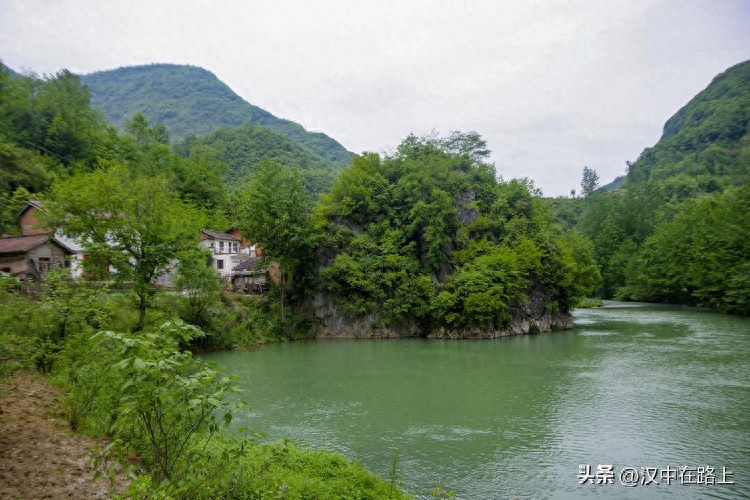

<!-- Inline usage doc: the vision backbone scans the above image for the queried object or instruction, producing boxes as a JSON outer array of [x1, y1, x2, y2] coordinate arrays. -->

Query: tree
[[581, 166, 600, 197], [236, 161, 315, 323], [46, 163, 206, 330], [173, 247, 222, 333]]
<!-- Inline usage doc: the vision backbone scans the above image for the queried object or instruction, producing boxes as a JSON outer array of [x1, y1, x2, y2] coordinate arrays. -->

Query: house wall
[[200, 234, 242, 278], [1, 242, 69, 277], [0, 255, 27, 275], [19, 209, 48, 236], [27, 243, 68, 275]]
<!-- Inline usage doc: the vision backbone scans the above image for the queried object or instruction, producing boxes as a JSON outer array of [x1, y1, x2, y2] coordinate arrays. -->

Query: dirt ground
[[0, 370, 130, 499]]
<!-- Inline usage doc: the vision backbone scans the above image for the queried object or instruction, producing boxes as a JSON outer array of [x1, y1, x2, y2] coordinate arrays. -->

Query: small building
[[230, 256, 269, 293], [17, 200, 86, 277], [0, 234, 75, 279], [199, 229, 246, 279]]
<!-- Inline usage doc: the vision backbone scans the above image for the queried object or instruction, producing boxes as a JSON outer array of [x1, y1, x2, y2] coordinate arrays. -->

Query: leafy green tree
[[318, 133, 599, 331], [0, 186, 33, 235], [46, 163, 206, 329], [125, 111, 169, 150], [580, 166, 599, 197], [625, 183, 750, 313], [236, 161, 316, 322], [174, 248, 223, 333], [174, 124, 339, 194], [104, 322, 237, 481]]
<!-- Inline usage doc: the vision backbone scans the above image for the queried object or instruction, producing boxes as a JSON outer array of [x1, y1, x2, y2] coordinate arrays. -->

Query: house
[[230, 256, 268, 293], [16, 200, 86, 277], [0, 233, 75, 279], [199, 229, 246, 279], [0, 200, 79, 280], [198, 229, 276, 292]]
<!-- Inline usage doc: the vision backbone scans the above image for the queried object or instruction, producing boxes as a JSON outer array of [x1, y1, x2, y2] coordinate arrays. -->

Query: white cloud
[[1, 0, 749, 195]]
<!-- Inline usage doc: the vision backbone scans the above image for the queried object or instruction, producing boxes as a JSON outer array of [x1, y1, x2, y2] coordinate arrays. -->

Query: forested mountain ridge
[[625, 59, 750, 190], [174, 124, 339, 194], [576, 59, 750, 313], [79, 64, 354, 167]]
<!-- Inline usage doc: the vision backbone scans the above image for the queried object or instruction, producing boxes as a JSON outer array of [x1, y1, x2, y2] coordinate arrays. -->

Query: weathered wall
[[0, 255, 26, 275], [19, 209, 47, 236]]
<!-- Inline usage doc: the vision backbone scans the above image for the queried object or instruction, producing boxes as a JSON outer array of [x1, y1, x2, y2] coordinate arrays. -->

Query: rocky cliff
[[309, 288, 573, 339]]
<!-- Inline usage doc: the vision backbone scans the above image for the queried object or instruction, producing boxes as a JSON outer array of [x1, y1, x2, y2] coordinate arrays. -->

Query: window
[[217, 259, 224, 270], [219, 241, 225, 253]]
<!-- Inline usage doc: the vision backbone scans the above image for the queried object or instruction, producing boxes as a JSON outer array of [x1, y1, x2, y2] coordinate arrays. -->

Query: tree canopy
[[317, 132, 599, 332]]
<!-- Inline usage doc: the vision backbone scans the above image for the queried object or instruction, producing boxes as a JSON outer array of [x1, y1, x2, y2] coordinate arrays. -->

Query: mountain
[[175, 124, 338, 193], [0, 62, 19, 77], [625, 59, 750, 191], [599, 175, 625, 191], [577, 59, 750, 307], [80, 64, 354, 167]]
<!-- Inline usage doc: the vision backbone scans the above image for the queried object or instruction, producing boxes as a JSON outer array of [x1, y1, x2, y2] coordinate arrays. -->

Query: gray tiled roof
[[200, 229, 241, 241]]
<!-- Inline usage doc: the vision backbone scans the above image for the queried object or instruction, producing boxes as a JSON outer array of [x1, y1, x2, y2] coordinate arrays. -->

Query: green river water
[[202, 302, 750, 498]]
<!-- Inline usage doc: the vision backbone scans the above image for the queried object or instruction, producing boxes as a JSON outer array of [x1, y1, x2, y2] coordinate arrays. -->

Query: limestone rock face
[[309, 289, 573, 339]]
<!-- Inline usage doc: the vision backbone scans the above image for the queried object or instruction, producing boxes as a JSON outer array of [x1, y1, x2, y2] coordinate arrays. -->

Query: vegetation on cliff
[[316, 132, 599, 333]]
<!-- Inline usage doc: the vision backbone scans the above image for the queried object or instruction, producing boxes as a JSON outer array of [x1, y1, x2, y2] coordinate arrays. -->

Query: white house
[[199, 229, 250, 279]]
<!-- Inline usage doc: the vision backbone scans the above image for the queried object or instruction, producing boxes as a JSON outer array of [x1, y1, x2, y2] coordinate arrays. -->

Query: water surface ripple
[[202, 302, 749, 498]]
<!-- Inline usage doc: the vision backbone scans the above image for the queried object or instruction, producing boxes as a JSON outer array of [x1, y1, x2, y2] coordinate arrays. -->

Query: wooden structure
[[0, 234, 75, 279]]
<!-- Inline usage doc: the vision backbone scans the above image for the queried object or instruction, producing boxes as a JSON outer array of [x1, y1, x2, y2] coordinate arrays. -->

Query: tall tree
[[236, 161, 315, 322], [46, 163, 206, 330], [581, 166, 600, 197]]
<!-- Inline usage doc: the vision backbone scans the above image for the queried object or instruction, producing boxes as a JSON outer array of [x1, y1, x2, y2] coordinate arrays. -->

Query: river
[[201, 302, 750, 498]]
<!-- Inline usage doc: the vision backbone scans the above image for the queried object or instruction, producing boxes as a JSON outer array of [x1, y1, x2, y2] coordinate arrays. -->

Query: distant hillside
[[626, 59, 750, 191], [80, 64, 354, 167], [175, 124, 337, 194], [578, 59, 750, 304], [0, 62, 19, 77], [599, 175, 625, 191]]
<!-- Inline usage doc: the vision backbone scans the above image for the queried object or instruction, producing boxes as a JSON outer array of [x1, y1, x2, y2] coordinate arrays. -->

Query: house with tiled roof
[[0, 233, 75, 279], [199, 229, 249, 279], [14, 200, 86, 277]]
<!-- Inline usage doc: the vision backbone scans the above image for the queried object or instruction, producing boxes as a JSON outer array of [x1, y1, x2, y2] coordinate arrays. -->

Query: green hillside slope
[[175, 124, 337, 194], [577, 59, 750, 311], [80, 64, 354, 167]]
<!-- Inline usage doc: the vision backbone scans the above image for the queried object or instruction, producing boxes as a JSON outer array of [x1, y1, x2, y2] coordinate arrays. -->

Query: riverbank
[[0, 370, 131, 499]]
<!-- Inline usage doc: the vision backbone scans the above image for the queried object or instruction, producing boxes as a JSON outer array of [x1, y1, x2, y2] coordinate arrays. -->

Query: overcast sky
[[1, 0, 749, 196]]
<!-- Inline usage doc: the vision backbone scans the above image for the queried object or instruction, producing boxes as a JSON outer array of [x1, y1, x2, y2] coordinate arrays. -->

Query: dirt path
[[0, 370, 130, 499]]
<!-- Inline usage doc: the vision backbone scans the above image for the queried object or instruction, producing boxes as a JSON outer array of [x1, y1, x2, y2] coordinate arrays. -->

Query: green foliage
[[34, 268, 110, 372], [0, 68, 117, 214], [574, 60, 750, 310], [318, 132, 598, 331], [127, 435, 408, 499], [237, 161, 317, 323], [80, 64, 354, 167], [176, 124, 339, 195], [0, 277, 47, 376], [45, 163, 207, 328], [173, 248, 223, 332], [580, 166, 599, 197], [101, 323, 237, 481], [622, 183, 750, 314]]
